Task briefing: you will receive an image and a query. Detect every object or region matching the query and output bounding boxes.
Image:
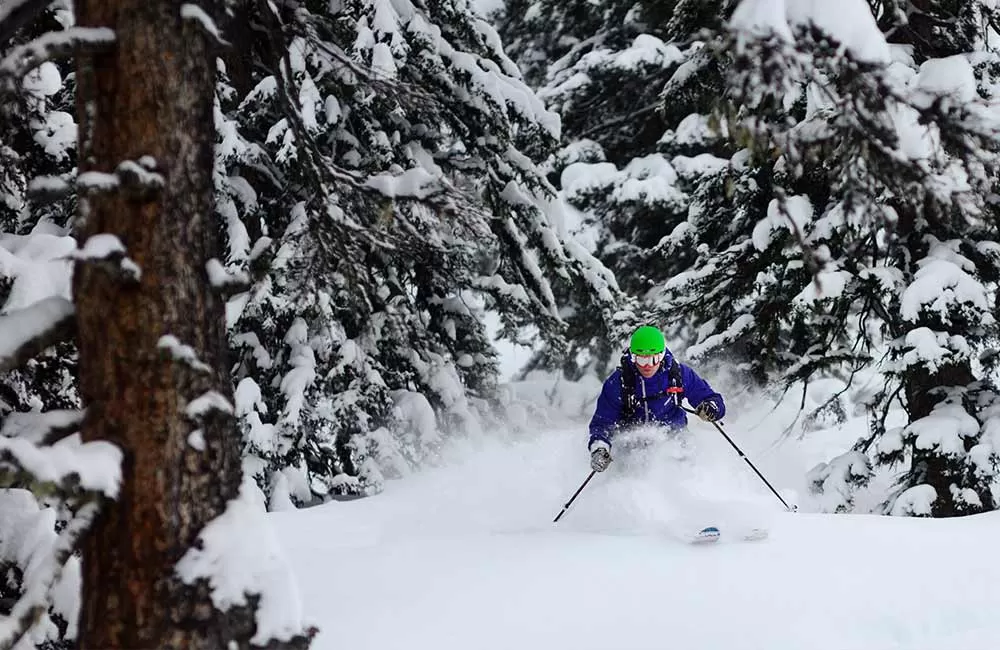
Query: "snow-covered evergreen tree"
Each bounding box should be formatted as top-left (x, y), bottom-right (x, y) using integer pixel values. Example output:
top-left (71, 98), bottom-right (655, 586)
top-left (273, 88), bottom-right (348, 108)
top-left (218, 0), bottom-right (628, 504)
top-left (505, 0), bottom-right (1000, 515)
top-left (0, 1), bottom-right (78, 419)
top-left (5, 0), bottom-right (629, 511)
top-left (695, 0), bottom-right (1000, 516)
top-left (0, 3), bottom-right (86, 646)
top-left (498, 0), bottom-right (747, 359)
top-left (495, 0), bottom-right (639, 91)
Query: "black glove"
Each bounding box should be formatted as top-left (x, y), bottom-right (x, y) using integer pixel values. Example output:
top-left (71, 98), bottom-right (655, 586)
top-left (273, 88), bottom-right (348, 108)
top-left (590, 446), bottom-right (612, 472)
top-left (696, 400), bottom-right (721, 422)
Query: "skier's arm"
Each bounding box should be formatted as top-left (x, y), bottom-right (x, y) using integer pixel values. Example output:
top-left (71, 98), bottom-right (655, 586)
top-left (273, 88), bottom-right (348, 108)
top-left (680, 364), bottom-right (726, 419)
top-left (588, 371), bottom-right (624, 450)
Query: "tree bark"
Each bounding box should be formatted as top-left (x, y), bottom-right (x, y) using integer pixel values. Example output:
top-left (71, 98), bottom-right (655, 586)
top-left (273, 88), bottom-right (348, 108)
top-left (73, 0), bottom-right (259, 647)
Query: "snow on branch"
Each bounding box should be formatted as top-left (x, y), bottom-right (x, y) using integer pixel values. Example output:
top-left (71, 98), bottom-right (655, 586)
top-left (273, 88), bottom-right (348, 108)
top-left (365, 167), bottom-right (442, 200)
top-left (279, 319), bottom-right (316, 426)
top-left (471, 274), bottom-right (530, 304)
top-left (115, 158), bottom-right (164, 198)
top-left (185, 390), bottom-right (235, 421)
top-left (187, 430), bottom-right (206, 451)
top-left (806, 450), bottom-right (872, 513)
top-left (26, 174), bottom-right (73, 204)
top-left (903, 402), bottom-right (979, 458)
top-left (75, 171), bottom-right (119, 194)
top-left (729, 0), bottom-right (889, 63)
top-left (688, 314), bottom-right (757, 360)
top-left (255, 12), bottom-right (453, 251)
top-left (0, 497), bottom-right (101, 650)
top-left (77, 157), bottom-right (164, 201)
top-left (221, 238), bottom-right (277, 299)
top-left (889, 484), bottom-right (937, 516)
top-left (500, 217), bottom-right (560, 319)
top-left (895, 328), bottom-right (972, 374)
top-left (0, 435), bottom-right (122, 498)
top-left (180, 4), bottom-right (230, 48)
top-left (69, 234), bottom-right (142, 283)
top-left (0, 410), bottom-right (84, 445)
top-left (176, 477), bottom-right (314, 645)
top-left (0, 297), bottom-right (75, 374)
top-left (900, 239), bottom-right (992, 328)
top-left (74, 233), bottom-right (124, 259)
top-left (157, 335), bottom-right (212, 374)
top-left (0, 27), bottom-right (115, 93)
top-left (205, 258), bottom-right (251, 297)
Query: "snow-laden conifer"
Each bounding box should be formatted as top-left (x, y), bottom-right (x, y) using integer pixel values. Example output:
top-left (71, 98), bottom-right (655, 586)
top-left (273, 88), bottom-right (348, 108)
top-left (219, 0), bottom-right (628, 502)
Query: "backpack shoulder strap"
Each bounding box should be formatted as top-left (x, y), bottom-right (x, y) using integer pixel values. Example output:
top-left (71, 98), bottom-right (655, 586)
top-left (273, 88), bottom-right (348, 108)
top-left (666, 356), bottom-right (684, 402)
top-left (619, 351), bottom-right (638, 421)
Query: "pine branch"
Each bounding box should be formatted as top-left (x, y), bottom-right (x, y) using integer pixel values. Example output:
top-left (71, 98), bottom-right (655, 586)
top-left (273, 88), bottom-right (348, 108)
top-left (205, 258), bottom-right (253, 298)
top-left (0, 26), bottom-right (115, 95)
top-left (254, 0), bottom-right (393, 256)
top-left (75, 158), bottom-right (165, 202)
top-left (802, 366), bottom-right (862, 430)
top-left (575, 103), bottom-right (660, 142)
top-left (771, 188), bottom-right (824, 281)
top-left (70, 234), bottom-right (142, 285)
top-left (856, 380), bottom-right (904, 454)
top-left (0, 495), bottom-right (102, 650)
top-left (0, 297), bottom-right (75, 374)
top-left (0, 0), bottom-right (48, 49)
top-left (26, 174), bottom-right (73, 203)
top-left (0, 409), bottom-right (84, 445)
top-left (774, 379), bottom-right (809, 444)
top-left (271, 1), bottom-right (520, 215)
top-left (180, 3), bottom-right (231, 49)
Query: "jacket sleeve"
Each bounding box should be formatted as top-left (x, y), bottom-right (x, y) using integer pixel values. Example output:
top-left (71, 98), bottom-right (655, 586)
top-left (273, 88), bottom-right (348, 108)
top-left (680, 363), bottom-right (726, 419)
top-left (588, 370), bottom-right (624, 450)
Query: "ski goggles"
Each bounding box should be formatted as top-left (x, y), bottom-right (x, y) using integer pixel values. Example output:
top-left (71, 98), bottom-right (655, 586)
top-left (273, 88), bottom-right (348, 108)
top-left (633, 352), bottom-right (664, 368)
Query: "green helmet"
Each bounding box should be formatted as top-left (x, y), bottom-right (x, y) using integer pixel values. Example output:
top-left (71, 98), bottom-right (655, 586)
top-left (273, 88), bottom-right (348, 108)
top-left (630, 326), bottom-right (665, 355)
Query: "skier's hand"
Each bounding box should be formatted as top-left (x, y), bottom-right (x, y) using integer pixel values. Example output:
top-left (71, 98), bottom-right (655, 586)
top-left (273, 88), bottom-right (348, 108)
top-left (590, 447), bottom-right (612, 472)
top-left (696, 400), bottom-right (721, 422)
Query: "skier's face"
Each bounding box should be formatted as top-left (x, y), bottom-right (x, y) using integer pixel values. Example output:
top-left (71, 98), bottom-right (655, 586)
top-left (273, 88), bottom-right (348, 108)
top-left (634, 353), bottom-right (663, 378)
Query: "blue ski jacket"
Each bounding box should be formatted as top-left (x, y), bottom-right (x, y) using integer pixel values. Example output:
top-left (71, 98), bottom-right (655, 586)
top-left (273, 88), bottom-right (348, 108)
top-left (588, 352), bottom-right (726, 451)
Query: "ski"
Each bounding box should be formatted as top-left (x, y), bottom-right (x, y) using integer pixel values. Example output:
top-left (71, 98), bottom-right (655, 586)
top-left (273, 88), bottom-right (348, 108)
top-left (686, 526), bottom-right (769, 544)
top-left (690, 526), bottom-right (721, 543)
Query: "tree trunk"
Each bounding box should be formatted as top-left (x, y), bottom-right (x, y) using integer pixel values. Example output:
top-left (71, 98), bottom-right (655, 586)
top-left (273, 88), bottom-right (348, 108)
top-left (73, 0), bottom-right (259, 646)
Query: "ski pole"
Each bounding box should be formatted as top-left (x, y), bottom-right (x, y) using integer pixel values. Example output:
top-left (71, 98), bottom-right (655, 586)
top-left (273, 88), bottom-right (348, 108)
top-left (683, 406), bottom-right (796, 512)
top-left (553, 470), bottom-right (597, 523)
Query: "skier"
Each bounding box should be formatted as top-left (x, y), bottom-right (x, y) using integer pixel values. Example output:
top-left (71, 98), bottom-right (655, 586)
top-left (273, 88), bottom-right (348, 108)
top-left (585, 325), bottom-right (744, 541)
top-left (587, 325), bottom-right (726, 473)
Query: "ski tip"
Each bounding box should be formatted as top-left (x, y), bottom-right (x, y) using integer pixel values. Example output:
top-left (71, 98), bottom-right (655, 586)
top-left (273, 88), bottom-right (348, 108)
top-left (687, 526), bottom-right (770, 544)
top-left (690, 526), bottom-right (721, 543)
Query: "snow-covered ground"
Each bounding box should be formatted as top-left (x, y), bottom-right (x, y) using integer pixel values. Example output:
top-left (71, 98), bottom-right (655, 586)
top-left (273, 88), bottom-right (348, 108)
top-left (272, 413), bottom-right (1000, 650)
